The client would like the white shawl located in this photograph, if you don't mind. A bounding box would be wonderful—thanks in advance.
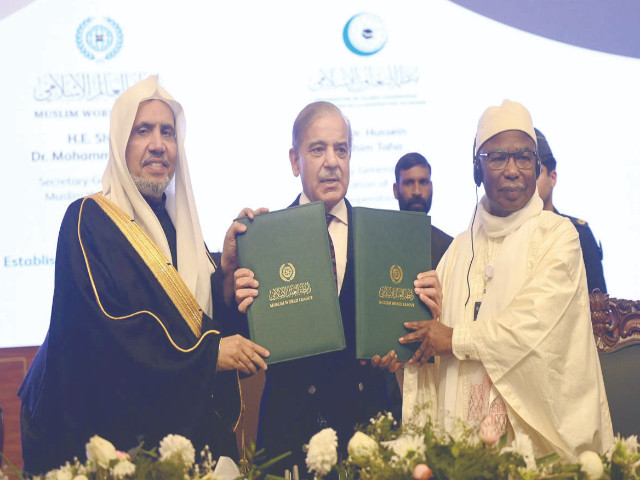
[102,76,215,318]
[403,193,613,460]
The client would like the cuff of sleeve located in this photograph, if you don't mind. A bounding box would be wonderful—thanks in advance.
[452,324,479,361]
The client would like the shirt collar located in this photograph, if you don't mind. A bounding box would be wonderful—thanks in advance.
[299,192,348,226]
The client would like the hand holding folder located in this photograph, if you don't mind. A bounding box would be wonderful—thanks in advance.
[352,207,434,363]
[235,202,345,364]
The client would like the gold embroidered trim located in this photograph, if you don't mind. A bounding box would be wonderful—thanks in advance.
[233,369,245,433]
[206,249,218,270]
[78,194,219,352]
[234,369,247,468]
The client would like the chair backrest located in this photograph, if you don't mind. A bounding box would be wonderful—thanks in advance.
[0,403,4,467]
[590,289,640,437]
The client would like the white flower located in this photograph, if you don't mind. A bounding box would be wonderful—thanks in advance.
[305,428,338,477]
[347,431,379,465]
[0,471,10,480]
[44,464,75,480]
[72,476,88,480]
[199,445,217,473]
[46,462,81,480]
[111,459,136,479]
[622,435,639,455]
[501,433,536,471]
[579,451,604,480]
[74,464,90,476]
[56,471,72,480]
[605,434,638,462]
[382,434,426,459]
[85,435,118,468]
[159,434,196,469]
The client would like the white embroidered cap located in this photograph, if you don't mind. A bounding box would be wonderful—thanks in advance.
[474,99,537,155]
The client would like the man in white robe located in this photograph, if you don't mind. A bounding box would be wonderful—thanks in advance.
[400,100,613,461]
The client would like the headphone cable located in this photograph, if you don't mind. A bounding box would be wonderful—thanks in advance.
[464,187,479,307]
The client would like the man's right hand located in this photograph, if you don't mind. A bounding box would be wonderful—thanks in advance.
[234,268,259,313]
[217,334,270,375]
[220,207,268,307]
[414,270,443,320]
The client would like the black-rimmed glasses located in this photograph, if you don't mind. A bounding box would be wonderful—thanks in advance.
[476,150,538,170]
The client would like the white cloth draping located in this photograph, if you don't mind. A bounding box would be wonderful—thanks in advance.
[403,192,613,461]
[102,75,215,317]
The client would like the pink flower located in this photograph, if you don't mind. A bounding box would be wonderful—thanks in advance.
[413,463,433,480]
[478,415,500,446]
[116,451,130,461]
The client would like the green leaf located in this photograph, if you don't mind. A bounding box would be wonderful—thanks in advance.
[0,451,27,480]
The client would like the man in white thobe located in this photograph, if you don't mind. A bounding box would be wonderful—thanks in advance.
[400,100,613,461]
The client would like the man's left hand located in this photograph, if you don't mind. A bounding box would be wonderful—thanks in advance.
[399,320,453,365]
[370,350,404,373]
[234,268,259,313]
[221,207,268,306]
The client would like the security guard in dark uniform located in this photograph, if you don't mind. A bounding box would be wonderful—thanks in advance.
[535,128,607,293]
[553,210,606,293]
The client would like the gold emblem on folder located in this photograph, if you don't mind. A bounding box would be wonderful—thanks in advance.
[390,265,403,284]
[279,263,296,282]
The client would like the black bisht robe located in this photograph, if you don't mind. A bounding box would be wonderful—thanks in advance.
[19,197,240,474]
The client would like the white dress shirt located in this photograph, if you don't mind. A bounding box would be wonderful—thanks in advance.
[299,192,348,294]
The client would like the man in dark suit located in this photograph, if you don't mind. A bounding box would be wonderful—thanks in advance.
[234,102,440,475]
[393,152,453,268]
[534,128,607,293]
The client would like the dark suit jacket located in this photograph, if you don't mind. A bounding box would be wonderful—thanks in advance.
[257,197,389,472]
[431,224,453,268]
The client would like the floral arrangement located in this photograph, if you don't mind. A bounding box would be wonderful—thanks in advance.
[304,411,640,480]
[2,414,639,480]
[0,434,288,480]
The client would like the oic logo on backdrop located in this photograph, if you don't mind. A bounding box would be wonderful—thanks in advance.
[76,17,123,62]
[343,12,388,56]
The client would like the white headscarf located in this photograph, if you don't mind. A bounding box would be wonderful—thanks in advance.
[102,75,215,317]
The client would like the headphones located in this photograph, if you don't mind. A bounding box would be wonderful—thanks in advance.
[473,153,483,187]
[472,136,541,187]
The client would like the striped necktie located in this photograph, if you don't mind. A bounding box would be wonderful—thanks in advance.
[326,213,337,285]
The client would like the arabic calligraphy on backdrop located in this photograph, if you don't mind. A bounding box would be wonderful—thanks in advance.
[33,73,151,102]
[308,65,420,93]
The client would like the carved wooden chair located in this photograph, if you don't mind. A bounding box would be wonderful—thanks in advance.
[590,289,640,437]
[0,402,4,467]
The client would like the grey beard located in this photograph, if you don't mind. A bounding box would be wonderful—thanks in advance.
[131,174,174,200]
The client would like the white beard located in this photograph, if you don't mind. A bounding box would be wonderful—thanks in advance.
[130,173,174,200]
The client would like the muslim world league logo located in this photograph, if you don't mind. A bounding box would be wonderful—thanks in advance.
[76,17,123,62]
[279,263,296,282]
[343,12,388,56]
[390,265,403,284]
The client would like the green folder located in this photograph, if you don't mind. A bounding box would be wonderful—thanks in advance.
[236,202,345,364]
[352,207,432,362]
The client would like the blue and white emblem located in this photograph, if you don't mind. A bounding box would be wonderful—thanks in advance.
[76,17,123,62]
[343,12,388,56]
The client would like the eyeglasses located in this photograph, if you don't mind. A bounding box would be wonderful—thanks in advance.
[476,150,538,170]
